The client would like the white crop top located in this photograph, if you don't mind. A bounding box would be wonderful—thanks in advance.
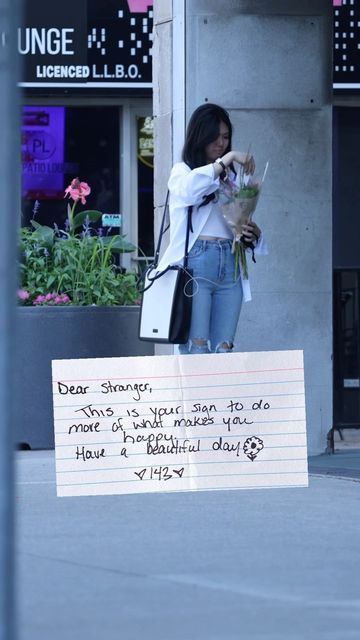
[199,199,233,239]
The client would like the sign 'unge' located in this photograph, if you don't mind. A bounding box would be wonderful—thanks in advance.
[17,0,153,90]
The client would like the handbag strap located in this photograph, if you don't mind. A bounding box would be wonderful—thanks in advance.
[139,194,192,293]
[153,190,170,268]
[153,191,192,269]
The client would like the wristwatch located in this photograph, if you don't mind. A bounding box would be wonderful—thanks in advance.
[215,158,228,182]
[215,158,226,172]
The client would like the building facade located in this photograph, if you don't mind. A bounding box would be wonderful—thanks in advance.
[15,0,360,453]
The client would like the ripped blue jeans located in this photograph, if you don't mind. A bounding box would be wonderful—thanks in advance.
[179,238,243,354]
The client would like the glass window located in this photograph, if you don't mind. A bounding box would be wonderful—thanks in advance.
[137,115,154,258]
[21,106,120,231]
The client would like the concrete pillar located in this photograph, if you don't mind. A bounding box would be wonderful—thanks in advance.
[153,0,332,453]
[0,0,21,637]
[153,0,185,355]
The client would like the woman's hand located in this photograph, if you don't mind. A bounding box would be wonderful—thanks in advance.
[241,220,261,243]
[232,151,255,175]
[218,150,255,175]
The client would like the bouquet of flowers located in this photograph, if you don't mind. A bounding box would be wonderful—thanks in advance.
[220,162,268,279]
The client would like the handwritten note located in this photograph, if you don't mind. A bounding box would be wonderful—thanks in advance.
[52,350,308,497]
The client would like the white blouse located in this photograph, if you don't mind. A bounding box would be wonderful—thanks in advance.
[156,161,268,302]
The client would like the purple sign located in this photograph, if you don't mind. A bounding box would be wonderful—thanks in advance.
[22,106,65,199]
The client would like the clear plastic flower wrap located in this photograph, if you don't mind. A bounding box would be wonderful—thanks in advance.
[220,162,268,279]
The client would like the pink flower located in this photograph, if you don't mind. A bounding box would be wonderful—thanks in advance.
[17,289,30,300]
[64,178,91,205]
[53,294,71,305]
[31,291,71,305]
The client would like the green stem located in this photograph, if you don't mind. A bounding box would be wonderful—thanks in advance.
[68,201,77,235]
[239,245,248,279]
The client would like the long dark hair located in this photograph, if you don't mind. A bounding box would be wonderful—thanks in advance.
[182,103,233,169]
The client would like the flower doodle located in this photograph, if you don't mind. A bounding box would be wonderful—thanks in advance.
[243,436,264,462]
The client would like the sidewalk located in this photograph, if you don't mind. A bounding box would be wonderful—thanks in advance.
[308,428,360,479]
[15,445,360,640]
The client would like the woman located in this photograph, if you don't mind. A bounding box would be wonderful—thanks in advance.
[157,103,268,354]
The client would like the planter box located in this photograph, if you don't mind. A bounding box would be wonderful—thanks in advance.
[15,306,154,449]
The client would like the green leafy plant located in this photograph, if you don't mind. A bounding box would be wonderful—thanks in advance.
[18,178,140,306]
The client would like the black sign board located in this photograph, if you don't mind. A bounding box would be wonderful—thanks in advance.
[18,0,153,91]
[334,0,360,92]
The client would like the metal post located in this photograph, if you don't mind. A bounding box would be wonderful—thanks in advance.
[0,0,21,638]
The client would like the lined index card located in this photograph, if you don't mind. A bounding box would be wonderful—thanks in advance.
[52,350,308,497]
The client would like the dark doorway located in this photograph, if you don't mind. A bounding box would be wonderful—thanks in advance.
[333,106,360,430]
[334,270,360,428]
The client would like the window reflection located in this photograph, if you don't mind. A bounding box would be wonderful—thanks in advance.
[137,115,154,258]
[21,106,120,230]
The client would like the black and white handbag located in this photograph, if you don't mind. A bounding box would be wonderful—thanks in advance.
[138,195,193,344]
